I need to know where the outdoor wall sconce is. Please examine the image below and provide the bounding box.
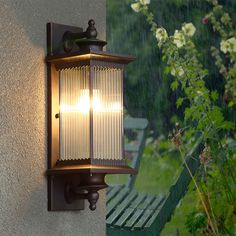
[46,20,135,211]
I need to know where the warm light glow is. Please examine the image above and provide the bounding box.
[76,89,101,113]
[109,102,122,112]
[60,89,121,113]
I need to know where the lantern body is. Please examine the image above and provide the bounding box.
[59,64,124,165]
[48,52,134,174]
[46,21,135,211]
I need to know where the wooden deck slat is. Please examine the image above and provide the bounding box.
[137,195,155,210]
[133,209,154,230]
[144,198,165,228]
[144,207,162,228]
[123,195,155,229]
[106,191,138,225]
[133,196,164,230]
[148,196,165,210]
[129,193,147,208]
[107,187,130,216]
[124,209,144,228]
[114,208,135,228]
[106,185,123,203]
[114,194,147,227]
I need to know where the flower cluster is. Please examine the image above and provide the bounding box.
[155,27,168,47]
[171,67,184,77]
[131,0,150,13]
[131,1,196,50]
[182,23,196,37]
[205,0,236,106]
[173,23,196,48]
[173,30,186,48]
[220,37,236,54]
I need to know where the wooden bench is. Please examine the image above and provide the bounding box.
[106,117,203,236]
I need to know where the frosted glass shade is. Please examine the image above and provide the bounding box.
[59,66,123,164]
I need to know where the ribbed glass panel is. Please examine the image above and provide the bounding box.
[93,67,123,161]
[59,67,90,160]
[59,66,123,162]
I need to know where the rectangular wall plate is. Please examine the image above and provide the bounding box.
[47,22,85,211]
[47,22,83,56]
[48,175,85,211]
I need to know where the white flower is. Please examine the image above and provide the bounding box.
[228,37,236,52]
[171,67,184,77]
[140,0,150,5]
[182,23,196,37]
[155,28,168,45]
[220,37,236,54]
[173,30,186,48]
[131,2,141,12]
[220,40,229,53]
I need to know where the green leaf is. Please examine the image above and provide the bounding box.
[222,121,234,130]
[176,97,184,108]
[171,81,179,90]
[164,66,170,75]
[184,128,195,140]
[228,68,236,76]
[228,101,234,107]
[184,108,191,121]
[211,91,219,101]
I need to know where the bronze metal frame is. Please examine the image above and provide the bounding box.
[46,20,135,211]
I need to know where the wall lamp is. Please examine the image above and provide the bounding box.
[46,20,136,211]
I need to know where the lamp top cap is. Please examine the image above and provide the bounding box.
[62,19,106,53]
[86,19,97,39]
[46,20,135,64]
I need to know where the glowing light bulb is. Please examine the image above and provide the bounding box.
[60,89,102,114]
[76,90,90,113]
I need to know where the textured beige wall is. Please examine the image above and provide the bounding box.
[0,0,106,235]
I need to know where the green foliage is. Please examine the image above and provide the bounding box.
[130,0,236,235]
[107,0,170,135]
[108,0,236,234]
[107,0,222,135]
[185,211,207,235]
[205,0,236,106]
[135,137,181,194]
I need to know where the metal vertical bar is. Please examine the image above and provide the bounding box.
[89,64,94,162]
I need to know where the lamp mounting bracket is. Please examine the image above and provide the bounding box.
[47,22,82,57]
[47,19,107,58]
[64,173,107,211]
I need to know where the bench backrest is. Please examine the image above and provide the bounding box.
[124,117,148,189]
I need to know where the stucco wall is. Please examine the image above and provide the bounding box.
[0,0,106,235]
